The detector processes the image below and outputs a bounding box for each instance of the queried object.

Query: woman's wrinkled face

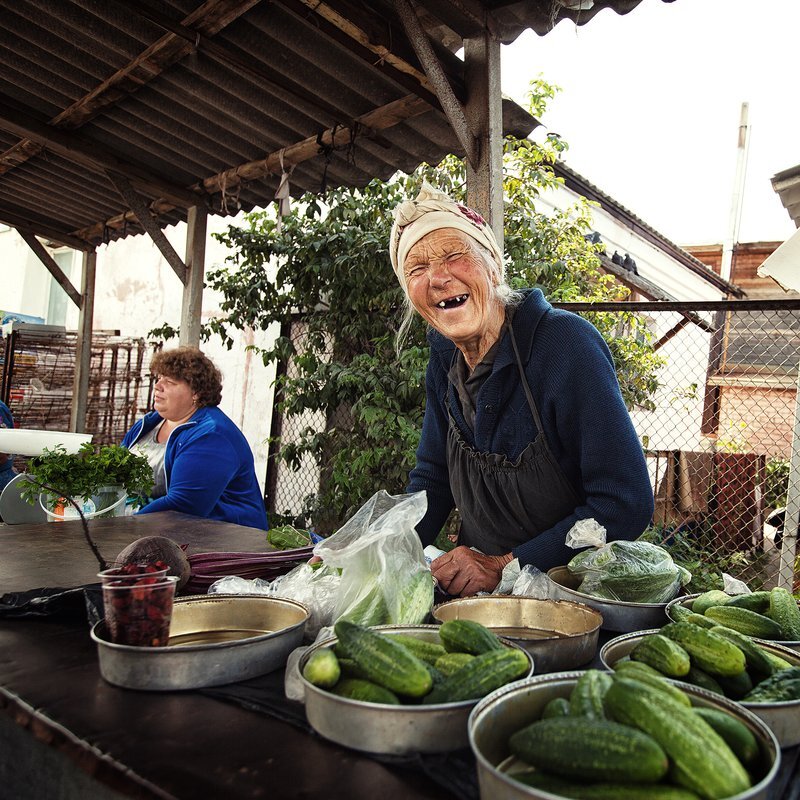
[404,228,502,349]
[153,374,197,422]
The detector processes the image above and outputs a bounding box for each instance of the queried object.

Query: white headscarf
[389,182,504,292]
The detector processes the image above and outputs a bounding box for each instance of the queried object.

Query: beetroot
[115,536,191,589]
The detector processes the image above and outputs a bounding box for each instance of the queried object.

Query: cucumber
[668,603,695,623]
[393,570,434,624]
[683,613,718,629]
[388,633,447,665]
[424,647,529,704]
[683,666,724,696]
[742,666,800,702]
[339,583,390,627]
[334,620,432,698]
[434,652,475,677]
[438,619,504,655]
[757,647,793,673]
[716,669,754,700]
[709,626,774,679]
[768,587,800,640]
[569,669,613,719]
[612,662,692,708]
[703,606,783,640]
[302,647,341,688]
[692,590,731,615]
[692,708,759,765]
[541,696,571,719]
[508,716,668,783]
[329,677,400,705]
[661,622,747,677]
[726,591,771,614]
[513,771,701,800]
[337,657,369,680]
[605,676,751,799]
[630,633,691,678]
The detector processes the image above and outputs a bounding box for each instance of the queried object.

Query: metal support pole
[179,205,207,347]
[70,250,96,433]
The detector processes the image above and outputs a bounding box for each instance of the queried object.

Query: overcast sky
[500,0,798,247]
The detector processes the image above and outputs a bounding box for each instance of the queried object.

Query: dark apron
[447,324,581,555]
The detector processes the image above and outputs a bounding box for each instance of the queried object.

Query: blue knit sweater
[409,289,654,570]
[122,406,268,531]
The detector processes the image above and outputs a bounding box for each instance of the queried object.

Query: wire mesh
[266,301,800,591]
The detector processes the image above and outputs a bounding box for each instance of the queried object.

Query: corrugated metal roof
[772,163,800,229]
[0,0,659,248]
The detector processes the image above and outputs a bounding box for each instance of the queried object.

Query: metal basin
[92,594,309,690]
[547,566,669,632]
[469,671,780,800]
[666,592,800,652]
[299,624,534,755]
[432,596,601,673]
[600,629,800,748]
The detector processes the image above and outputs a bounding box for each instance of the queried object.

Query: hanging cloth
[274,149,294,232]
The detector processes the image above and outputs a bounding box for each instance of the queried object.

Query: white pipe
[720,102,750,283]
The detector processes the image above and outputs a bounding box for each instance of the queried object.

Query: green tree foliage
[207,82,662,532]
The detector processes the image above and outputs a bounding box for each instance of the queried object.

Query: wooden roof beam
[106,171,188,285]
[0,0,262,177]
[394,0,478,167]
[71,94,431,244]
[0,205,94,251]
[0,94,202,208]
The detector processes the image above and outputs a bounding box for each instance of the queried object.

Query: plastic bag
[491,560,553,599]
[722,573,751,596]
[313,490,433,627]
[565,521,691,604]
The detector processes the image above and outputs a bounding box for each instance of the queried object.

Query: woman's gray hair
[394,239,522,353]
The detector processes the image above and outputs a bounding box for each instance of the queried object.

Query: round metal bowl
[600,629,800,748]
[92,594,309,691]
[546,566,669,632]
[298,624,534,755]
[469,671,780,800]
[666,592,800,652]
[432,595,601,673]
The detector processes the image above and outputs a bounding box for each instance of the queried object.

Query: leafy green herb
[21,443,153,506]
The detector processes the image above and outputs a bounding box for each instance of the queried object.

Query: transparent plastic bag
[313,490,434,627]
[491,560,553,599]
[565,521,691,604]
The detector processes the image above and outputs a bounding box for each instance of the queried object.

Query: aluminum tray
[546,566,669,632]
[299,624,534,755]
[600,629,800,748]
[92,594,309,691]
[469,671,780,800]
[666,592,800,652]
[432,596,601,673]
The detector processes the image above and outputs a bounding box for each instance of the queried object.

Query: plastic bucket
[40,486,127,522]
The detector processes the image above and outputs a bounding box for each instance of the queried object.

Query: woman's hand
[431,546,514,596]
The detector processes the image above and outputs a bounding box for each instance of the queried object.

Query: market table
[1,513,799,800]
[0,512,453,799]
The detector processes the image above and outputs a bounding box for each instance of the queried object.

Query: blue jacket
[409,289,654,570]
[122,406,268,531]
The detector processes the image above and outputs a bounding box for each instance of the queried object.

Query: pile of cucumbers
[508,668,759,800]
[302,619,530,706]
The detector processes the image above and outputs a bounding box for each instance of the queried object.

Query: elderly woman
[121,347,268,530]
[390,183,654,596]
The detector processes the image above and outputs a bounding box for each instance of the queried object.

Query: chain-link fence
[266,300,800,591]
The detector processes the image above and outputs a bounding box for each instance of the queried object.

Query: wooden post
[180,205,207,347]
[70,249,96,433]
[464,32,504,248]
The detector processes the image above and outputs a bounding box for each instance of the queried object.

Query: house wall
[0,218,277,494]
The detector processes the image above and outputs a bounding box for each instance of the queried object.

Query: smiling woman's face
[404,228,505,360]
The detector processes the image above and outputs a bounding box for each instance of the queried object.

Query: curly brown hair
[150,347,222,407]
